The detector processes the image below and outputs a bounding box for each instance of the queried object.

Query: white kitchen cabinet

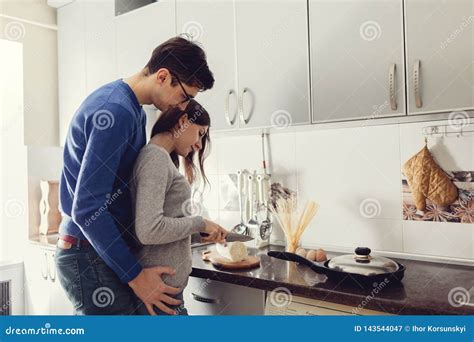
[184,276,265,315]
[57,0,87,146]
[405,0,474,115]
[176,0,310,131]
[84,0,117,92]
[310,0,406,123]
[235,0,311,129]
[115,0,176,77]
[265,294,393,315]
[24,243,73,315]
[176,0,238,131]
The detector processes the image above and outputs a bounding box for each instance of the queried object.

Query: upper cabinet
[58,0,117,146]
[116,0,176,77]
[310,0,406,123]
[57,0,87,146]
[176,0,310,131]
[405,0,474,115]
[56,0,474,139]
[176,0,237,131]
[234,0,311,129]
[84,0,116,93]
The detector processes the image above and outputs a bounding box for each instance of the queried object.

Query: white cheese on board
[215,241,248,262]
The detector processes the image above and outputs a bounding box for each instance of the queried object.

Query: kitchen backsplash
[199,119,474,262]
[26,119,473,262]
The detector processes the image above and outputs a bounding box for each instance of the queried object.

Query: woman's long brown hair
[150,99,211,186]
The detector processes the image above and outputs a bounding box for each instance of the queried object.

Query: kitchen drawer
[184,277,265,315]
[265,294,393,316]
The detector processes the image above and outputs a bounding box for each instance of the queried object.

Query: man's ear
[155,68,170,85]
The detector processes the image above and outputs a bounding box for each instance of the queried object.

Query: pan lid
[327,247,399,276]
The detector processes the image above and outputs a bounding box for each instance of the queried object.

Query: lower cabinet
[184,277,265,315]
[24,243,74,315]
[265,294,392,316]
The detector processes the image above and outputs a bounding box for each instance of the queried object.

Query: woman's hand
[202,219,228,244]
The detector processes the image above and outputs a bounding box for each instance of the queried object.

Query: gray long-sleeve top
[130,143,206,288]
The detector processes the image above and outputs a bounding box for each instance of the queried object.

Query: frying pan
[268,248,405,287]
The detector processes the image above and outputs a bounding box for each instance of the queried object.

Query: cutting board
[202,246,260,270]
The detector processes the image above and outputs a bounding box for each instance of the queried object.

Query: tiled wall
[201,119,474,261]
[26,119,473,262]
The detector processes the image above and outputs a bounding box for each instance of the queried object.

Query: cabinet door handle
[225,89,237,126]
[41,252,48,280]
[239,87,251,125]
[389,63,397,110]
[413,60,422,108]
[191,292,219,304]
[48,252,56,282]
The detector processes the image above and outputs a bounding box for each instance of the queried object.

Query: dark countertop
[191,245,474,315]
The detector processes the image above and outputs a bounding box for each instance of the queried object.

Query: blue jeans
[55,241,188,316]
[55,242,141,315]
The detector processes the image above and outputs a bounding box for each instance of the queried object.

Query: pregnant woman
[131,99,227,315]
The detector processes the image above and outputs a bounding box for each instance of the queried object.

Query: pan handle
[267,251,329,275]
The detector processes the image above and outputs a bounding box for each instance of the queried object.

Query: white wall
[0,39,28,261]
[201,119,474,262]
[0,0,58,146]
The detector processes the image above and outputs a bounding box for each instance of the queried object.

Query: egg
[315,248,327,262]
[295,247,307,258]
[306,249,318,261]
[306,248,327,262]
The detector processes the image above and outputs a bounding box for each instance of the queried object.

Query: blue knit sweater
[59,79,146,283]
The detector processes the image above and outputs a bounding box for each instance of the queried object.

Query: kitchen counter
[191,245,474,315]
[29,233,59,248]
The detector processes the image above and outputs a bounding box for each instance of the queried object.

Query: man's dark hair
[144,36,214,91]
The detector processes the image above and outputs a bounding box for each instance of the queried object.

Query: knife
[200,231,254,242]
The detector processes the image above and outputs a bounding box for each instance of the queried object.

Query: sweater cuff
[191,216,206,234]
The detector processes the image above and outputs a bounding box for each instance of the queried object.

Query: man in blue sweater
[55,37,215,315]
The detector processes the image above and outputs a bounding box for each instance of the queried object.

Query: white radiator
[0,261,24,315]
[0,280,11,315]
